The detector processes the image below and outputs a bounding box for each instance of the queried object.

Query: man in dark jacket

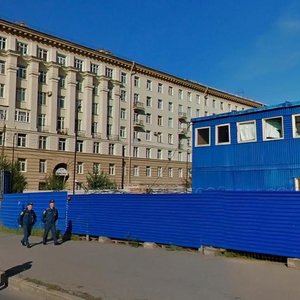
[42,199,59,245]
[18,202,37,248]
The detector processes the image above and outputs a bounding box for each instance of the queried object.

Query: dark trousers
[43,223,57,243]
[22,225,32,245]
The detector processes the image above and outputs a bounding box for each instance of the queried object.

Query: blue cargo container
[192,101,300,192]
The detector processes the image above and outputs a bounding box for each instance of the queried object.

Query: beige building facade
[0,19,262,192]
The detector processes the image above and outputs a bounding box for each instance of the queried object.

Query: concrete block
[98,237,112,243]
[287,258,300,268]
[202,246,225,256]
[143,242,159,249]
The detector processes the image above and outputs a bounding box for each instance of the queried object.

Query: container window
[263,117,283,140]
[196,127,210,146]
[237,120,257,143]
[216,124,230,144]
[292,115,300,138]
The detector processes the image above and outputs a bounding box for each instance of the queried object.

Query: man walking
[42,199,59,245]
[18,202,37,248]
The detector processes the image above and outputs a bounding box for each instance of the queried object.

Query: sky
[1,0,300,105]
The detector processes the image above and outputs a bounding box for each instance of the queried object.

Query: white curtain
[265,119,282,139]
[238,122,256,142]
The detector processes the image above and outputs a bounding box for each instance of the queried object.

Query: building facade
[0,19,262,191]
[192,101,300,192]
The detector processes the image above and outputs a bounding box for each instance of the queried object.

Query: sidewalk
[1,232,300,300]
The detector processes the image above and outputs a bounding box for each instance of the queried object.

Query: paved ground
[1,232,300,299]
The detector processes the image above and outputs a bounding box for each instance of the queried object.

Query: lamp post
[11,133,16,192]
[72,104,81,195]
[121,145,125,189]
[185,122,192,193]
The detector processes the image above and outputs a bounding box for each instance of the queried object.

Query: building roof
[0,18,263,108]
[192,101,300,123]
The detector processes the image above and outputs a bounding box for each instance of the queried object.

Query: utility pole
[72,104,81,195]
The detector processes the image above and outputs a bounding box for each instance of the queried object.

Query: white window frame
[18,159,27,172]
[195,126,211,147]
[262,116,284,141]
[292,114,300,138]
[215,124,231,145]
[0,60,5,74]
[237,120,257,143]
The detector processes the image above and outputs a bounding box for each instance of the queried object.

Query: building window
[16,88,26,102]
[0,60,5,74]
[146,166,151,177]
[16,41,28,55]
[59,76,65,88]
[108,106,113,118]
[196,109,200,117]
[146,130,151,141]
[133,93,139,103]
[39,159,47,173]
[93,163,101,174]
[146,113,152,124]
[168,102,173,112]
[216,124,231,145]
[93,85,98,96]
[57,117,65,131]
[0,36,6,50]
[58,96,65,109]
[18,159,26,172]
[0,84,4,98]
[293,115,300,138]
[204,111,208,116]
[0,110,6,120]
[178,89,183,100]
[187,92,191,102]
[37,48,48,61]
[158,83,163,94]
[109,143,115,155]
[168,134,173,144]
[109,163,115,175]
[146,148,151,158]
[157,149,162,159]
[228,103,232,111]
[39,136,47,149]
[196,127,210,147]
[220,101,224,110]
[74,58,83,71]
[178,168,183,178]
[38,114,46,127]
[120,126,126,138]
[133,146,139,157]
[263,117,284,140]
[120,108,126,120]
[158,99,163,109]
[237,120,257,143]
[157,167,163,177]
[196,94,200,104]
[120,90,127,102]
[187,107,192,117]
[168,168,173,177]
[146,96,152,107]
[168,150,173,160]
[38,92,46,105]
[39,71,47,84]
[17,65,27,79]
[92,122,98,134]
[146,79,152,91]
[76,140,83,152]
[17,134,26,147]
[77,162,83,174]
[133,165,139,176]
[57,54,66,65]
[168,118,173,128]
[58,138,66,151]
[134,76,139,87]
[92,102,98,115]
[158,116,163,126]
[93,142,100,154]
[105,67,113,78]
[90,63,98,74]
[15,110,30,122]
[121,72,127,84]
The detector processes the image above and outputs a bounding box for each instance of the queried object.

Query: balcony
[108,134,119,141]
[178,129,188,137]
[57,129,68,135]
[133,102,145,114]
[77,130,86,137]
[178,112,187,122]
[133,120,145,131]
[178,143,185,150]
[37,125,49,133]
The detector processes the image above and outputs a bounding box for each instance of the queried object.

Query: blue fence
[2,191,300,258]
[68,191,300,258]
[0,192,68,230]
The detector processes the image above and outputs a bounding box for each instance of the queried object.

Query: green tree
[43,174,66,191]
[86,171,116,190]
[0,157,27,193]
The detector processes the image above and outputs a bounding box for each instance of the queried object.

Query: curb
[2,273,83,300]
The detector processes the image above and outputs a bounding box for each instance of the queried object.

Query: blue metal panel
[67,191,300,258]
[192,102,300,191]
[0,192,68,230]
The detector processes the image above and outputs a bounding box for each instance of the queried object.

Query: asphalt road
[1,232,300,299]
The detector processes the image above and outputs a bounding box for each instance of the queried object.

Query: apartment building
[0,19,262,191]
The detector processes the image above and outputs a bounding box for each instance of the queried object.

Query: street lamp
[185,122,192,193]
[121,145,125,189]
[72,104,81,195]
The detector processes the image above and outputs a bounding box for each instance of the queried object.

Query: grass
[25,277,102,300]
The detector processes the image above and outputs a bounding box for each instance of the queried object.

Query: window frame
[195,126,211,147]
[237,120,257,144]
[262,116,284,141]
[292,114,300,138]
[215,123,231,145]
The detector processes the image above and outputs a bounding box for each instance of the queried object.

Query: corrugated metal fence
[0,192,68,230]
[68,191,300,258]
[1,191,300,258]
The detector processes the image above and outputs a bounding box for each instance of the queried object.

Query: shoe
[21,241,25,246]
[54,242,60,246]
[26,244,31,248]
[43,242,46,245]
